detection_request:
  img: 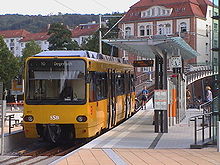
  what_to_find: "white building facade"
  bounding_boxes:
[0,29,30,57]
[119,0,214,65]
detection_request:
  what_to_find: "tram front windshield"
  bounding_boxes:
[26,59,86,105]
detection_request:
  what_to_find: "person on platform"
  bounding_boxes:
[205,86,213,103]
[204,86,213,113]
[186,87,191,108]
[141,86,148,110]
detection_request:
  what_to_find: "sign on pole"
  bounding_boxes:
[154,90,168,110]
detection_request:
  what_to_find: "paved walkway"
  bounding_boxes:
[50,101,220,164]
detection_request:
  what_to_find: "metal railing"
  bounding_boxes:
[190,111,220,149]
[0,114,20,134]
[185,65,217,85]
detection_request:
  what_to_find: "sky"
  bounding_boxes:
[0,0,139,15]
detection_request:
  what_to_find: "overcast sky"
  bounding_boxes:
[0,0,139,15]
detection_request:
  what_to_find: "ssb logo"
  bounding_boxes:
[50,115,60,120]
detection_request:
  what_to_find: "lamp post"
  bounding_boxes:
[99,14,102,54]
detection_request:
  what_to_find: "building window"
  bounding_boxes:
[10,39,14,42]
[152,8,155,16]
[158,24,164,35]
[162,9,166,15]
[214,23,218,32]
[165,23,171,34]
[147,10,150,16]
[209,10,212,17]
[158,8,161,15]
[122,51,128,61]
[125,27,131,37]
[142,12,146,17]
[206,25,209,36]
[140,26,145,36]
[146,25,152,36]
[213,40,218,48]
[180,22,187,32]
[205,43,209,54]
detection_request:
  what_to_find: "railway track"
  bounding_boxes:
[0,142,84,165]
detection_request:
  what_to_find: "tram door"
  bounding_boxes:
[107,69,117,128]
[125,71,131,119]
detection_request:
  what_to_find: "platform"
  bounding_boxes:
[51,100,220,165]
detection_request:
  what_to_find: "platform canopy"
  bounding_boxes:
[103,36,200,60]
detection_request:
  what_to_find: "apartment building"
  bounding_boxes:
[0,22,99,56]
[0,29,30,57]
[71,22,100,46]
[118,0,214,65]
[19,32,50,51]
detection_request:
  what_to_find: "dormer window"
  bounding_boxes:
[152,8,155,16]
[158,8,161,15]
[141,6,172,18]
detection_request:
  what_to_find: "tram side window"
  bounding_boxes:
[89,72,107,102]
[89,72,96,102]
[124,73,130,94]
[131,74,135,92]
[116,74,125,96]
[96,73,107,101]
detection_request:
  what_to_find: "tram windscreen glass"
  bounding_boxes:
[26,59,86,105]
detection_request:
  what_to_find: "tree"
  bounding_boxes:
[22,40,41,62]
[47,22,80,50]
[81,15,121,56]
[0,36,20,89]
[21,40,41,76]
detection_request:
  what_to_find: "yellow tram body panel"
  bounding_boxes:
[24,99,108,138]
[23,51,135,141]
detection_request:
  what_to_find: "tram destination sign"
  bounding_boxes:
[133,60,154,67]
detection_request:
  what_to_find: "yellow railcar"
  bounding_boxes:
[23,51,135,143]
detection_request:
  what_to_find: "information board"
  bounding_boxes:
[154,90,168,110]
[133,60,154,67]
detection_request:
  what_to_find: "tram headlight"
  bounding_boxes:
[76,115,87,122]
[24,115,34,122]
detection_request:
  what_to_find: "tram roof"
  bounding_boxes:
[34,50,94,57]
[103,36,200,60]
[33,50,129,64]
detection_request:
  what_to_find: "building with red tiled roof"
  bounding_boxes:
[118,0,214,64]
[20,32,50,51]
[0,29,30,38]
[0,29,31,57]
[71,22,99,45]
[0,22,100,57]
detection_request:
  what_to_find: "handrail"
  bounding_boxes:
[199,97,218,113]
[190,111,220,148]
